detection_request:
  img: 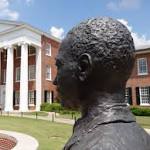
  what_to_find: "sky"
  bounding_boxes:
[0,0,150,49]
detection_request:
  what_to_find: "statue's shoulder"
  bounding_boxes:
[90,122,150,150]
[64,122,150,150]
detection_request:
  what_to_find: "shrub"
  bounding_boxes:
[40,103,63,112]
[130,106,150,116]
[40,102,80,115]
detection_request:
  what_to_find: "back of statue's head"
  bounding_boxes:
[59,17,134,89]
[55,17,135,107]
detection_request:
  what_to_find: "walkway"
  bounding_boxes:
[144,128,150,134]
[1,111,75,125]
[1,112,150,135]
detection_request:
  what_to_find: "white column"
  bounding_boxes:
[4,46,14,112]
[36,47,42,111]
[19,43,28,112]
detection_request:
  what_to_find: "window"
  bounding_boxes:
[137,58,148,75]
[46,65,51,80]
[125,88,132,105]
[47,91,52,103]
[16,67,20,81]
[44,91,53,103]
[45,43,51,56]
[15,91,20,105]
[139,87,150,105]
[28,91,35,105]
[125,88,129,103]
[28,65,36,80]
[3,69,6,83]
[3,50,7,61]
[29,46,36,56]
[16,46,21,58]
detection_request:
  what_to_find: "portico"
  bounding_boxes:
[0,20,60,112]
[0,42,42,112]
[0,20,42,112]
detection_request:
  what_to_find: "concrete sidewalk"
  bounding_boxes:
[0,111,75,125]
[144,128,150,134]
[1,112,150,135]
[0,130,39,150]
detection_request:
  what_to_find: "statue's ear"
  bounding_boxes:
[77,53,92,82]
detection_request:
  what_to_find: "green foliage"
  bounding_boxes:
[41,103,150,117]
[130,106,150,116]
[41,103,63,112]
[40,103,80,116]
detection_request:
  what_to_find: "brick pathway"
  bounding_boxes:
[0,134,16,150]
[0,130,38,150]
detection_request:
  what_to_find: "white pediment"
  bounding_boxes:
[0,20,60,48]
[0,20,22,33]
[0,24,17,33]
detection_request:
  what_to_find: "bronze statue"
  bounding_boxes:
[54,17,150,150]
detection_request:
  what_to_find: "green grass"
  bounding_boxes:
[23,111,48,116]
[0,116,149,150]
[136,116,150,129]
[57,112,81,120]
[0,116,72,150]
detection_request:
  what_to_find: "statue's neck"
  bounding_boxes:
[73,91,135,135]
[81,91,125,118]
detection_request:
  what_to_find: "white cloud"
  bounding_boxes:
[107,0,141,11]
[0,0,19,20]
[26,0,32,2]
[25,0,34,5]
[118,19,150,49]
[50,26,65,40]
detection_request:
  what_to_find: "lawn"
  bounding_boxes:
[0,116,149,150]
[0,116,72,150]
[136,116,150,129]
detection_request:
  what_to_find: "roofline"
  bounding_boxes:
[23,24,61,43]
[0,19,23,26]
[0,19,61,43]
[135,48,150,54]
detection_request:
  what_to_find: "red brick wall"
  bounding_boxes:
[41,35,60,103]
[126,52,150,105]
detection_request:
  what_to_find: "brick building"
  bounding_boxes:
[126,48,150,106]
[0,20,60,112]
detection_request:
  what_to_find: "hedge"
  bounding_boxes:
[41,103,150,116]
[40,103,78,115]
[41,103,63,112]
[130,106,150,116]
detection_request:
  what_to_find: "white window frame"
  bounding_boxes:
[16,67,20,82]
[16,47,21,58]
[15,91,20,106]
[28,46,36,56]
[28,90,35,106]
[125,88,130,105]
[28,65,36,81]
[137,58,148,75]
[45,43,51,56]
[46,65,52,81]
[47,91,52,104]
[139,87,150,106]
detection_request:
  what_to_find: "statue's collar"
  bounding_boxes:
[74,103,136,133]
